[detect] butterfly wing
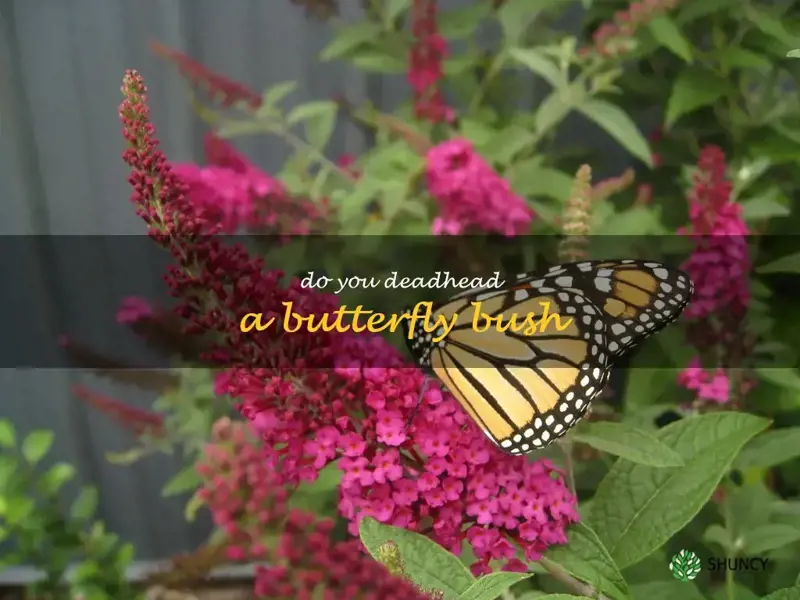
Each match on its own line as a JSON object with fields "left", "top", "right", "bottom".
{"left": 403, "top": 284, "right": 610, "bottom": 454}
{"left": 528, "top": 259, "right": 694, "bottom": 364}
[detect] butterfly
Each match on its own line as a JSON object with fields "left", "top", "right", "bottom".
{"left": 402, "top": 259, "right": 693, "bottom": 455}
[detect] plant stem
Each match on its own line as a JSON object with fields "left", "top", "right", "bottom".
{"left": 722, "top": 494, "right": 736, "bottom": 600}
{"left": 559, "top": 438, "right": 577, "bottom": 497}
{"left": 540, "top": 557, "right": 609, "bottom": 599}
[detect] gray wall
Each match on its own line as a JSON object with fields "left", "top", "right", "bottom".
{"left": 0, "top": 0, "right": 629, "bottom": 564}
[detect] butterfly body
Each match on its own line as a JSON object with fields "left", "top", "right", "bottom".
{"left": 403, "top": 259, "right": 693, "bottom": 455}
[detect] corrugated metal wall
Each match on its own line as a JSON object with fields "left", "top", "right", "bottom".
{"left": 0, "top": 0, "right": 632, "bottom": 563}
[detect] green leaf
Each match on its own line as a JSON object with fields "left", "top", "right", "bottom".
{"left": 757, "top": 252, "right": 800, "bottom": 274}
{"left": 723, "top": 48, "right": 772, "bottom": 70}
{"left": 588, "top": 412, "right": 770, "bottom": 570}
{"left": 320, "top": 22, "right": 383, "bottom": 61}
{"left": 286, "top": 101, "right": 338, "bottom": 150}
{"left": 748, "top": 6, "right": 796, "bottom": 46}
{"left": 576, "top": 100, "right": 652, "bottom": 166}
{"left": 763, "top": 586, "right": 800, "bottom": 600}
{"left": 756, "top": 368, "right": 800, "bottom": 391}
{"left": 5, "top": 497, "right": 35, "bottom": 525}
{"left": 744, "top": 524, "right": 800, "bottom": 554}
{"left": 71, "top": 487, "right": 98, "bottom": 520}
{"left": 21, "top": 430, "right": 53, "bottom": 465}
{"left": 630, "top": 581, "right": 707, "bottom": 600}
{"left": 0, "top": 419, "right": 14, "bottom": 448}
{"left": 665, "top": 68, "right": 726, "bottom": 128}
{"left": 261, "top": 82, "right": 297, "bottom": 110}
{"left": 736, "top": 427, "right": 800, "bottom": 469}
{"left": 439, "top": 4, "right": 492, "bottom": 39}
{"left": 498, "top": 0, "right": 543, "bottom": 46}
{"left": 509, "top": 48, "right": 562, "bottom": 88}
{"left": 788, "top": 50, "right": 800, "bottom": 58}
{"left": 508, "top": 163, "right": 573, "bottom": 200}
{"left": 703, "top": 524, "right": 734, "bottom": 552}
{"left": 544, "top": 522, "right": 630, "bottom": 600}
{"left": 573, "top": 422, "right": 685, "bottom": 467}
{"left": 531, "top": 596, "right": 587, "bottom": 600}
{"left": 740, "top": 191, "right": 790, "bottom": 222}
{"left": 359, "top": 516, "right": 475, "bottom": 598}
{"left": 648, "top": 17, "right": 692, "bottom": 62}
{"left": 384, "top": 0, "right": 411, "bottom": 24}
{"left": 534, "top": 91, "right": 572, "bottom": 136}
{"left": 350, "top": 51, "right": 406, "bottom": 73}
{"left": 457, "top": 572, "right": 532, "bottom": 600}
{"left": 710, "top": 583, "right": 759, "bottom": 600}
{"left": 39, "top": 462, "right": 76, "bottom": 494}
{"left": 184, "top": 492, "right": 205, "bottom": 522}
{"left": 162, "top": 466, "right": 203, "bottom": 497}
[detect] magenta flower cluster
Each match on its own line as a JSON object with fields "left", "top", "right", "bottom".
{"left": 425, "top": 138, "right": 534, "bottom": 237}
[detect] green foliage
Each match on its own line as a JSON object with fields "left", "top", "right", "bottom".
{"left": 360, "top": 516, "right": 532, "bottom": 600}
{"left": 0, "top": 419, "right": 140, "bottom": 599}
{"left": 588, "top": 412, "right": 769, "bottom": 569}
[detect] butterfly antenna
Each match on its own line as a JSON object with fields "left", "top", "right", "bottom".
{"left": 406, "top": 376, "right": 430, "bottom": 430}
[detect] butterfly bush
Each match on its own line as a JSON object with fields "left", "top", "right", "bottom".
{"left": 677, "top": 146, "right": 752, "bottom": 404}
{"left": 120, "top": 69, "right": 578, "bottom": 577}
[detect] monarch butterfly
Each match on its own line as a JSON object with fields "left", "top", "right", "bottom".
{"left": 402, "top": 259, "right": 693, "bottom": 455}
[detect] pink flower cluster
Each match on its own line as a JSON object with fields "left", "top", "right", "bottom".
{"left": 677, "top": 146, "right": 752, "bottom": 405}
{"left": 426, "top": 138, "right": 534, "bottom": 236}
{"left": 116, "top": 296, "right": 154, "bottom": 324}
{"left": 196, "top": 418, "right": 429, "bottom": 599}
{"left": 172, "top": 133, "right": 324, "bottom": 235}
{"left": 676, "top": 358, "right": 730, "bottom": 404}
{"left": 679, "top": 146, "right": 750, "bottom": 320}
{"left": 119, "top": 71, "right": 576, "bottom": 577}
{"left": 408, "top": 0, "right": 452, "bottom": 123}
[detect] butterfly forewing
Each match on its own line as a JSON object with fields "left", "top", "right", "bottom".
{"left": 533, "top": 259, "right": 693, "bottom": 364}
{"left": 404, "top": 283, "right": 610, "bottom": 455}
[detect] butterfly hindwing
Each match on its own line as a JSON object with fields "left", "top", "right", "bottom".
{"left": 531, "top": 259, "right": 693, "bottom": 364}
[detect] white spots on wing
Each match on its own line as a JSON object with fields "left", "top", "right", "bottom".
{"left": 611, "top": 323, "right": 626, "bottom": 335}
{"left": 608, "top": 341, "right": 619, "bottom": 352}
{"left": 514, "top": 289, "right": 529, "bottom": 301}
{"left": 554, "top": 423, "right": 564, "bottom": 434}
{"left": 501, "top": 439, "right": 512, "bottom": 448}
{"left": 660, "top": 282, "right": 673, "bottom": 293}
{"left": 595, "top": 277, "right": 612, "bottom": 292}
{"left": 592, "top": 367, "right": 602, "bottom": 379}
{"left": 653, "top": 268, "right": 669, "bottom": 280}
{"left": 580, "top": 375, "right": 590, "bottom": 386}
{"left": 555, "top": 276, "right": 573, "bottom": 287}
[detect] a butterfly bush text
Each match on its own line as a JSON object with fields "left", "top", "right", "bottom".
{"left": 239, "top": 271, "right": 574, "bottom": 342}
